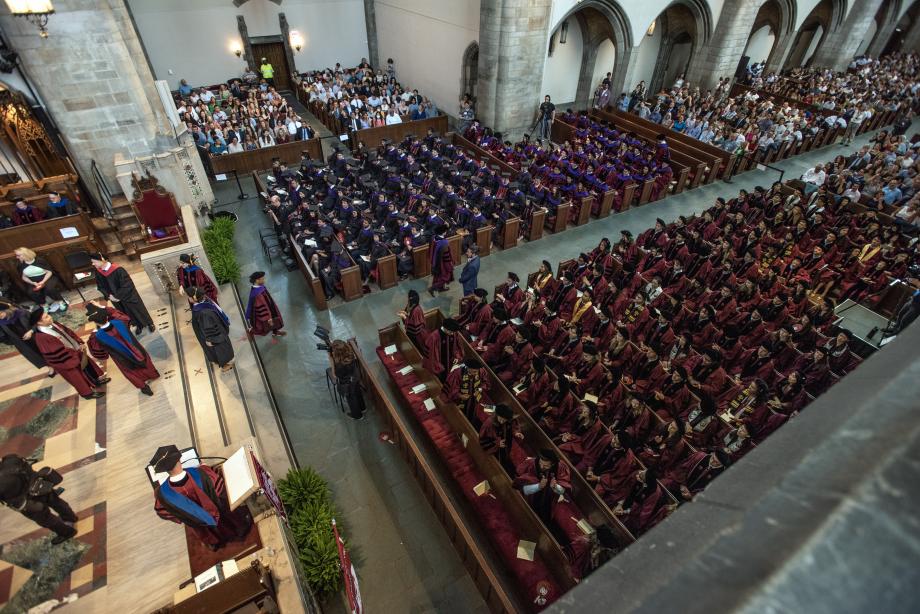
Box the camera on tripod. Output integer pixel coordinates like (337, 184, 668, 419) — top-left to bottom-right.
(314, 325, 333, 352)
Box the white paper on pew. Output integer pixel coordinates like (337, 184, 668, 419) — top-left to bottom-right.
(339, 134, 349, 141)
(469, 335, 478, 341)
(450, 363, 462, 372)
(512, 383, 526, 394)
(302, 239, 317, 247)
(214, 174, 228, 181)
(461, 433, 469, 448)
(59, 227, 79, 239)
(423, 398, 436, 411)
(276, 189, 287, 195)
(594, 306, 602, 314)
(511, 317, 524, 325)
(397, 366, 413, 375)
(483, 404, 495, 414)
(576, 290, 584, 298)
(411, 383, 427, 394)
(756, 164, 766, 171)
(384, 344, 397, 355)
(584, 393, 599, 404)
(360, 255, 371, 262)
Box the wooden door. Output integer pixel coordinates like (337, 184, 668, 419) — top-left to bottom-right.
(251, 42, 292, 91)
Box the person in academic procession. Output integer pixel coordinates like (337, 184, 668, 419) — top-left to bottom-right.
(0, 301, 49, 375)
(176, 253, 219, 305)
(246, 271, 286, 337)
(428, 226, 454, 296)
(89, 253, 155, 335)
(86, 305, 159, 396)
(190, 287, 234, 372)
(30, 307, 109, 399)
(150, 445, 252, 550)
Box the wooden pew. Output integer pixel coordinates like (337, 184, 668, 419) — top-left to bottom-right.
(349, 338, 521, 614)
(476, 225, 493, 257)
(637, 179, 655, 206)
(380, 322, 579, 597)
(449, 133, 519, 177)
(452, 330, 636, 546)
(412, 243, 431, 278)
(0, 212, 103, 292)
(350, 115, 450, 152)
(574, 195, 592, 226)
(288, 236, 328, 311)
(597, 109, 726, 183)
(210, 138, 323, 175)
(498, 217, 520, 249)
(335, 239, 364, 301)
(598, 190, 615, 218)
(448, 233, 462, 266)
(376, 249, 398, 290)
(529, 209, 546, 242)
(546, 202, 570, 234)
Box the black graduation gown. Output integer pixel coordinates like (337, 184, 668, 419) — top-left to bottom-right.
(95, 266, 153, 328)
(192, 306, 234, 367)
(0, 309, 46, 368)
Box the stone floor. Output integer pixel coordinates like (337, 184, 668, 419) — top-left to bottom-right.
(218, 128, 879, 612)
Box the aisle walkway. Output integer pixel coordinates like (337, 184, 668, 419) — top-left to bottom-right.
(222, 130, 876, 613)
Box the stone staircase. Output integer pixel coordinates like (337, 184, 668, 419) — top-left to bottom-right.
(91, 195, 145, 258)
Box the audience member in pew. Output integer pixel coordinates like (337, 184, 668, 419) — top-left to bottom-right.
(479, 403, 521, 477)
(14, 248, 68, 313)
(46, 192, 76, 217)
(176, 253, 219, 306)
(398, 289, 428, 350)
(86, 305, 159, 396)
(445, 356, 489, 426)
(246, 271, 286, 338)
(423, 317, 463, 379)
(515, 448, 571, 528)
(30, 307, 108, 399)
(90, 253, 155, 335)
(12, 199, 44, 225)
(0, 300, 50, 375)
(190, 287, 234, 372)
(611, 468, 674, 535)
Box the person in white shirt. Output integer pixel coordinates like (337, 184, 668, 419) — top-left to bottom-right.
(842, 106, 869, 145)
(199, 89, 214, 104)
(227, 137, 243, 154)
(385, 108, 403, 125)
(801, 164, 826, 194)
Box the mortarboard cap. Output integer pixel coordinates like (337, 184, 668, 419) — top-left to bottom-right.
(149, 444, 182, 473)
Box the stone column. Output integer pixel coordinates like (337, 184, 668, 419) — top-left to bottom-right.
(364, 0, 379, 69)
(279, 13, 297, 75)
(575, 39, 602, 109)
(810, 0, 884, 70)
(867, 21, 898, 57)
(686, 0, 761, 90)
(901, 18, 920, 53)
(765, 30, 797, 73)
(477, 0, 552, 135)
(0, 0, 213, 208)
(238, 15, 255, 71)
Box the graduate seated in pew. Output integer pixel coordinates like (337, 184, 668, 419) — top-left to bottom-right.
(445, 356, 490, 428)
(478, 403, 523, 477)
(610, 468, 674, 536)
(514, 449, 572, 540)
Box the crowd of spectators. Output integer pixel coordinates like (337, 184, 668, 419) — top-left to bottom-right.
(297, 60, 440, 131)
(174, 65, 316, 155)
(607, 53, 919, 158)
(444, 136, 919, 537)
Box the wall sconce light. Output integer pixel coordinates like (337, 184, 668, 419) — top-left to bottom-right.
(647, 19, 656, 37)
(5, 0, 55, 38)
(290, 30, 304, 53)
(559, 21, 568, 45)
(230, 41, 242, 57)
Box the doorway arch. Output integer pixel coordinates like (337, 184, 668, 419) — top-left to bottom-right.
(460, 42, 479, 104)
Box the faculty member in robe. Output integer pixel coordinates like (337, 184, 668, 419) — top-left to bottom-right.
(514, 448, 572, 526)
(0, 301, 49, 375)
(176, 253, 219, 305)
(31, 307, 108, 399)
(86, 305, 159, 396)
(428, 226, 454, 295)
(151, 445, 252, 551)
(479, 403, 521, 476)
(423, 317, 464, 379)
(191, 287, 234, 372)
(398, 289, 428, 350)
(246, 271, 286, 337)
(90, 253, 155, 335)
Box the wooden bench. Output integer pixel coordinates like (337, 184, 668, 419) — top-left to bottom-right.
(210, 138, 323, 175)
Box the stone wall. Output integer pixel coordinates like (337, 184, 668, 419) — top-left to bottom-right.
(0, 0, 212, 209)
(810, 0, 885, 71)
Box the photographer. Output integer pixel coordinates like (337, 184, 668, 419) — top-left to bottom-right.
(0, 454, 76, 544)
(537, 95, 555, 139)
(316, 328, 366, 419)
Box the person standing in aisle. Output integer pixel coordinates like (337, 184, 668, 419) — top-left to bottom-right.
(31, 307, 108, 399)
(191, 287, 234, 372)
(86, 305, 159, 396)
(459, 245, 480, 297)
(246, 272, 286, 337)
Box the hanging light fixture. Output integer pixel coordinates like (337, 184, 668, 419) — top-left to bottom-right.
(647, 19, 657, 37)
(5, 1, 55, 38)
(560, 20, 569, 45)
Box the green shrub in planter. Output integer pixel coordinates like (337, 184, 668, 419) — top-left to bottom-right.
(201, 217, 240, 284)
(279, 468, 346, 600)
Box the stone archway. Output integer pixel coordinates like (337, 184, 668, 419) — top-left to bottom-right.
(783, 0, 845, 69)
(460, 42, 479, 103)
(542, 0, 633, 106)
(744, 0, 796, 68)
(866, 0, 902, 57)
(645, 1, 712, 94)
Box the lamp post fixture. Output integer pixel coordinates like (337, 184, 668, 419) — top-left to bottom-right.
(5, 0, 55, 38)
